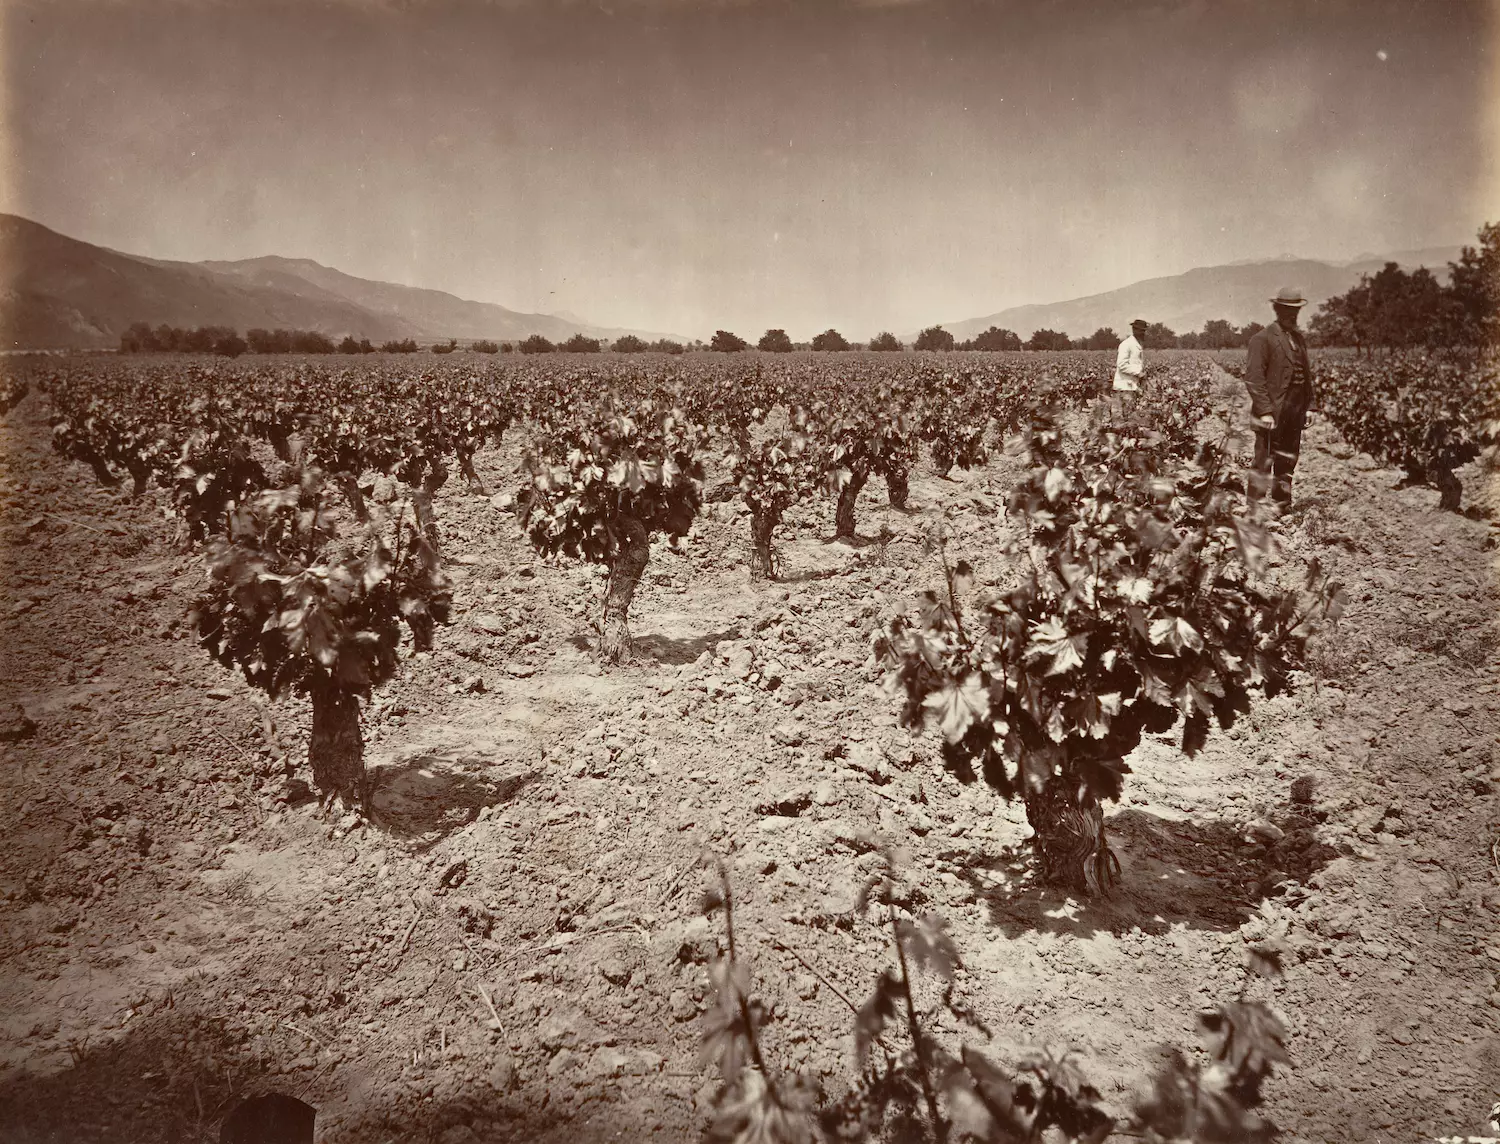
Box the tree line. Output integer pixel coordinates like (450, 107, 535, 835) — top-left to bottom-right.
(1308, 223, 1497, 352)
(117, 324, 691, 357)
(697, 320, 1264, 353)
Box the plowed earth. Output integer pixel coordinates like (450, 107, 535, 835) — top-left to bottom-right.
(1, 368, 1498, 1144)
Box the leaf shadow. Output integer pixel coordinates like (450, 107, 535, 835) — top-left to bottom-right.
(951, 806, 1342, 939)
(632, 627, 742, 666)
(364, 752, 542, 852)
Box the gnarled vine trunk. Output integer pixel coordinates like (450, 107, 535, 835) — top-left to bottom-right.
(126, 460, 152, 499)
(601, 515, 650, 663)
(884, 467, 909, 509)
(835, 468, 869, 540)
(749, 506, 780, 581)
(335, 472, 368, 522)
(78, 446, 119, 489)
(412, 465, 447, 553)
(1024, 776, 1118, 896)
(1433, 466, 1462, 512)
(456, 448, 487, 494)
(309, 680, 365, 810)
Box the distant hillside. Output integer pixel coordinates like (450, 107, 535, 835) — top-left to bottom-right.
(193, 256, 673, 345)
(0, 214, 680, 350)
(937, 248, 1464, 343)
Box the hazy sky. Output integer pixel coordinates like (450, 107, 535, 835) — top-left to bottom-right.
(4, 0, 1496, 339)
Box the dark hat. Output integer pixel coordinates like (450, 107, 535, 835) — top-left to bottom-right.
(1269, 287, 1307, 307)
(1130, 318, 1149, 329)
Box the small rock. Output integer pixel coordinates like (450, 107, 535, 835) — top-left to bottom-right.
(668, 990, 698, 1022)
(206, 688, 233, 701)
(600, 959, 631, 985)
(770, 720, 805, 747)
(537, 1010, 579, 1052)
(470, 614, 506, 636)
(487, 1055, 517, 1092)
(587, 1046, 631, 1080)
(461, 675, 485, 694)
(1246, 818, 1284, 844)
(546, 1047, 578, 1077)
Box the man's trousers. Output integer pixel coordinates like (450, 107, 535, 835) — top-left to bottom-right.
(1250, 384, 1312, 505)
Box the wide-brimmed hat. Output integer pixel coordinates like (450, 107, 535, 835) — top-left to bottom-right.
(1269, 287, 1307, 307)
(1130, 318, 1149, 329)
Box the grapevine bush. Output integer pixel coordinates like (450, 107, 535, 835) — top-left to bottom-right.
(1315, 349, 1500, 511)
(191, 469, 452, 807)
(515, 399, 703, 661)
(877, 400, 1345, 893)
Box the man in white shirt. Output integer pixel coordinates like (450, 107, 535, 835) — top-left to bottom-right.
(1113, 319, 1148, 392)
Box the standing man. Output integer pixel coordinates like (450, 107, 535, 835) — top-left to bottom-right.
(1244, 287, 1314, 507)
(1114, 318, 1149, 392)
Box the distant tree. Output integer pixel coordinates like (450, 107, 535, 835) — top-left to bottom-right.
(120, 322, 158, 353)
(213, 331, 248, 357)
(380, 338, 419, 353)
(247, 328, 283, 354)
(561, 333, 602, 353)
(1239, 321, 1265, 344)
(471, 339, 500, 354)
(1138, 322, 1178, 350)
(649, 339, 685, 355)
(338, 336, 362, 354)
(1310, 259, 1460, 352)
(1446, 222, 1499, 346)
(1025, 328, 1073, 351)
(711, 330, 748, 352)
(1198, 319, 1238, 349)
(611, 335, 647, 353)
(290, 331, 336, 354)
(810, 328, 850, 351)
(519, 334, 556, 354)
(431, 338, 458, 354)
(1078, 327, 1119, 351)
(914, 325, 956, 352)
(757, 328, 794, 353)
(868, 331, 903, 352)
(966, 326, 1023, 351)
(183, 326, 217, 353)
(500, 342, 514, 353)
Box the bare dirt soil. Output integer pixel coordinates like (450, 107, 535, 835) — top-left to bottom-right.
(1, 375, 1498, 1143)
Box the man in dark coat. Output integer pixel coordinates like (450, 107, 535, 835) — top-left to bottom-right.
(1244, 286, 1314, 506)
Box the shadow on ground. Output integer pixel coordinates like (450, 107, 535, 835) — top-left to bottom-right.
(0, 1005, 682, 1144)
(951, 805, 1342, 939)
(631, 627, 742, 666)
(366, 753, 542, 850)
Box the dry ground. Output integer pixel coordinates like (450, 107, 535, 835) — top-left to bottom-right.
(1, 371, 1498, 1143)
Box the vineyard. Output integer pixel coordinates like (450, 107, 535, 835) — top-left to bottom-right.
(0, 347, 1498, 1143)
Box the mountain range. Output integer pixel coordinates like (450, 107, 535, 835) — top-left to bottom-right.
(934, 247, 1463, 343)
(0, 214, 680, 350)
(0, 211, 1467, 351)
